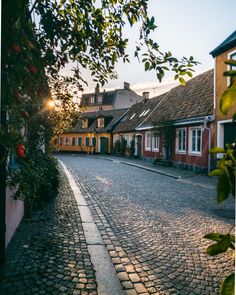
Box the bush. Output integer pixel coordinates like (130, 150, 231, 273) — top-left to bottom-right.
(112, 139, 121, 155)
(9, 152, 59, 216)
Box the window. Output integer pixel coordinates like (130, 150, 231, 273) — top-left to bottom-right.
(82, 119, 88, 128)
(78, 137, 82, 146)
(71, 137, 76, 146)
(85, 137, 90, 146)
(139, 110, 146, 117)
(230, 52, 236, 70)
(65, 137, 69, 145)
(59, 137, 63, 145)
(227, 50, 236, 85)
(130, 113, 136, 120)
(124, 134, 129, 147)
(190, 128, 201, 154)
(97, 95, 103, 103)
(176, 129, 186, 153)
(97, 117, 105, 128)
(90, 96, 95, 104)
(152, 132, 159, 151)
(143, 109, 150, 116)
(145, 132, 151, 150)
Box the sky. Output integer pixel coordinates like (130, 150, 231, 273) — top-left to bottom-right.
(76, 0, 236, 98)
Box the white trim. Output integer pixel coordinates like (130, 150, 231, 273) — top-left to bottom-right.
(175, 128, 187, 154)
(145, 131, 151, 151)
(214, 58, 216, 110)
(152, 131, 159, 151)
(227, 49, 236, 86)
(188, 126, 202, 156)
(217, 119, 233, 158)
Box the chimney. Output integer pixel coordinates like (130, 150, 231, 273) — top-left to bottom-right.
(95, 83, 100, 94)
(124, 82, 130, 90)
(142, 92, 149, 99)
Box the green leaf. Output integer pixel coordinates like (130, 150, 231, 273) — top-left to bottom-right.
(225, 59, 236, 67)
(209, 147, 225, 154)
(217, 172, 230, 203)
(210, 169, 223, 176)
(204, 232, 222, 242)
(220, 84, 236, 115)
(145, 61, 150, 71)
(179, 77, 186, 85)
(206, 234, 231, 256)
(187, 71, 193, 77)
(220, 273, 235, 295)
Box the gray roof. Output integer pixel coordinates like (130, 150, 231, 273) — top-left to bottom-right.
(80, 90, 117, 107)
(137, 69, 214, 129)
(113, 94, 166, 133)
(210, 31, 236, 57)
(67, 109, 128, 133)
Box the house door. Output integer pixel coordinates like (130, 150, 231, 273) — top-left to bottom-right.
(224, 122, 236, 147)
(137, 136, 142, 159)
(100, 137, 108, 154)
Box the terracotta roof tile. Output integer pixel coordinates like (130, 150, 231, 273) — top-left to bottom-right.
(138, 69, 214, 129)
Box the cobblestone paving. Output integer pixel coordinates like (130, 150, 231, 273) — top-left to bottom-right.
(0, 169, 97, 295)
(59, 155, 235, 295)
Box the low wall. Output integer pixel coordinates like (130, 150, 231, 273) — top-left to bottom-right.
(5, 187, 24, 248)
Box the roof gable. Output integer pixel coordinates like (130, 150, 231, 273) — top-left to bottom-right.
(210, 31, 236, 57)
(113, 94, 166, 132)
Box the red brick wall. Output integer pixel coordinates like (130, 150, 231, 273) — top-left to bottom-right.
(141, 125, 213, 169)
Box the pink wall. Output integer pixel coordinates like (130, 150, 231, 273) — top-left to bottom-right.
(5, 187, 24, 248)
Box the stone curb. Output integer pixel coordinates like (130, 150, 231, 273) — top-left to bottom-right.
(59, 160, 124, 295)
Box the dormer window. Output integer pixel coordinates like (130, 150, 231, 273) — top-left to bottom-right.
(97, 117, 105, 128)
(90, 96, 95, 104)
(97, 95, 103, 103)
(82, 118, 88, 128)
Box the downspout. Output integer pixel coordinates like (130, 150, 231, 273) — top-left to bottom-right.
(203, 114, 215, 175)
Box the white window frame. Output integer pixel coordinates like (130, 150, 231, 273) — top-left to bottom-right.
(90, 96, 95, 104)
(124, 134, 130, 147)
(97, 117, 105, 128)
(227, 49, 236, 86)
(145, 131, 151, 151)
(97, 95, 103, 103)
(65, 137, 69, 145)
(71, 137, 76, 146)
(130, 113, 136, 120)
(176, 128, 186, 154)
(189, 127, 202, 156)
(82, 118, 88, 128)
(152, 131, 159, 151)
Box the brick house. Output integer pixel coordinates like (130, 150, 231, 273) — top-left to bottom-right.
(112, 93, 166, 158)
(210, 30, 236, 153)
(135, 70, 214, 172)
(58, 109, 128, 154)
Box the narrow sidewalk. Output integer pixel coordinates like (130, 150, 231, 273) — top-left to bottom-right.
(0, 168, 98, 295)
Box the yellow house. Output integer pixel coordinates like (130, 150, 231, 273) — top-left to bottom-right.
(58, 109, 128, 154)
(210, 30, 236, 150)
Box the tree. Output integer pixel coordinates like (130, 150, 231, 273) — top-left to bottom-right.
(0, 0, 198, 265)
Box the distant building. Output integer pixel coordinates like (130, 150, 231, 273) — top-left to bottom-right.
(58, 109, 128, 154)
(210, 30, 236, 153)
(80, 82, 143, 112)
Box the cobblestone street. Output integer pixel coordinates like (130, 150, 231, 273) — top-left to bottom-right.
(1, 171, 97, 295)
(59, 154, 234, 295)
